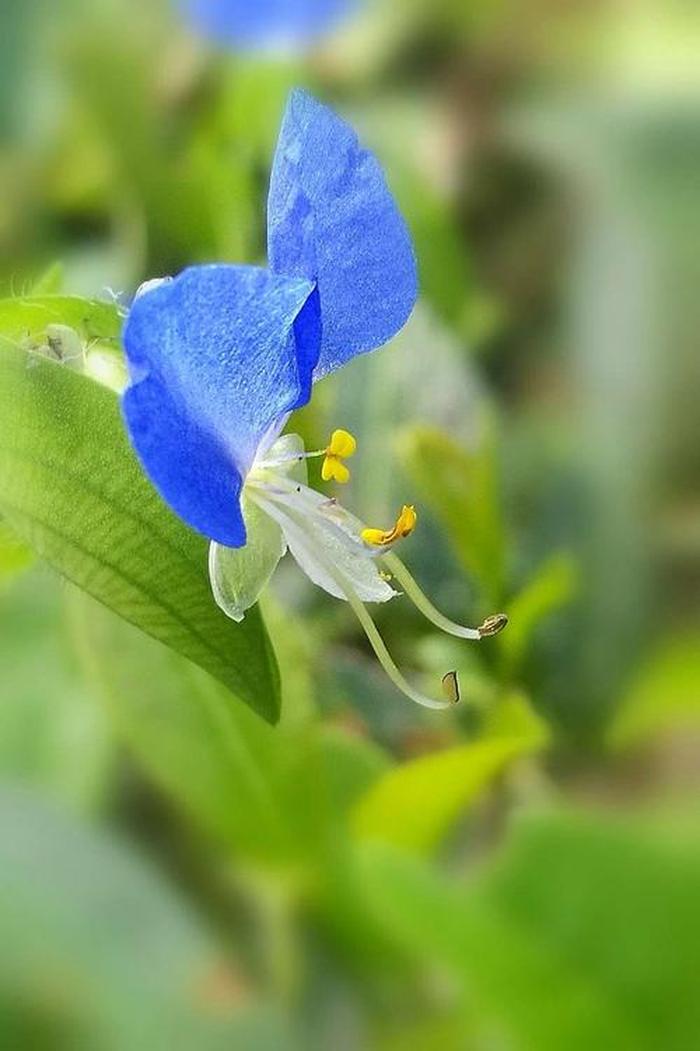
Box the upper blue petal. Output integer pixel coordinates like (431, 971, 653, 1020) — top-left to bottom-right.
(122, 264, 320, 547)
(267, 89, 418, 380)
(181, 0, 351, 50)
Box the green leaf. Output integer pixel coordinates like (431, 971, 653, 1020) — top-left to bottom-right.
(0, 294, 122, 345)
(68, 589, 301, 861)
(399, 423, 506, 603)
(259, 593, 316, 726)
(606, 634, 700, 749)
(351, 694, 548, 853)
(317, 726, 390, 819)
(481, 689, 552, 743)
(0, 0, 34, 140)
(358, 809, 700, 1049)
(0, 340, 280, 722)
(482, 810, 700, 1050)
(357, 842, 643, 1050)
(68, 589, 360, 863)
(0, 519, 34, 583)
(0, 568, 110, 810)
(29, 261, 64, 295)
(0, 787, 292, 1049)
(500, 552, 578, 674)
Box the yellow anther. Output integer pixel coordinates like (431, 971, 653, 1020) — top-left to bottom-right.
(395, 504, 417, 537)
(361, 504, 417, 547)
(328, 429, 357, 458)
(321, 457, 351, 484)
(322, 428, 356, 484)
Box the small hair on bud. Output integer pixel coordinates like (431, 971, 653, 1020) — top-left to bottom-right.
(477, 614, 509, 639)
(441, 670, 460, 704)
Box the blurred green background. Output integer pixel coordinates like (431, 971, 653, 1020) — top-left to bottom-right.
(0, 0, 699, 1047)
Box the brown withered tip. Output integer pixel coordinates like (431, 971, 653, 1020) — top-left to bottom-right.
(441, 670, 460, 704)
(477, 613, 509, 639)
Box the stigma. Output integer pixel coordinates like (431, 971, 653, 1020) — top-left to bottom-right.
(322, 428, 356, 484)
(361, 505, 417, 547)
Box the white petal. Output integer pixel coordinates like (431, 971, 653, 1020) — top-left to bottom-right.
(209, 495, 286, 622)
(254, 489, 395, 604)
(251, 431, 309, 486)
(265, 432, 305, 463)
(266, 433, 309, 485)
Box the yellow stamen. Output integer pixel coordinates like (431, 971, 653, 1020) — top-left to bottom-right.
(328, 429, 357, 459)
(361, 504, 417, 547)
(321, 428, 356, 484)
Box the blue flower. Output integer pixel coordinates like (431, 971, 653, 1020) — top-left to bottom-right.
(123, 90, 506, 709)
(182, 0, 353, 51)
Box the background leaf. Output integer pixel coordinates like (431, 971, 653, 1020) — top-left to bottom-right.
(68, 588, 311, 863)
(0, 568, 111, 811)
(606, 634, 700, 749)
(499, 552, 578, 675)
(29, 262, 64, 295)
(400, 423, 506, 604)
(358, 809, 700, 1050)
(351, 693, 549, 853)
(0, 787, 292, 1050)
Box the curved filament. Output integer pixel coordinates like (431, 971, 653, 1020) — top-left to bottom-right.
(382, 552, 508, 641)
(258, 490, 455, 710)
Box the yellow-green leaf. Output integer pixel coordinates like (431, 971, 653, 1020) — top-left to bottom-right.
(500, 552, 578, 674)
(607, 634, 700, 749)
(0, 519, 35, 582)
(351, 693, 549, 853)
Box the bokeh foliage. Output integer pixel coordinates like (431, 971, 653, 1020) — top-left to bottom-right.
(0, 0, 698, 1047)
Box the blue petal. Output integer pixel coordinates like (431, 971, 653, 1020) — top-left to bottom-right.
(267, 89, 418, 379)
(122, 264, 320, 547)
(181, 0, 351, 50)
